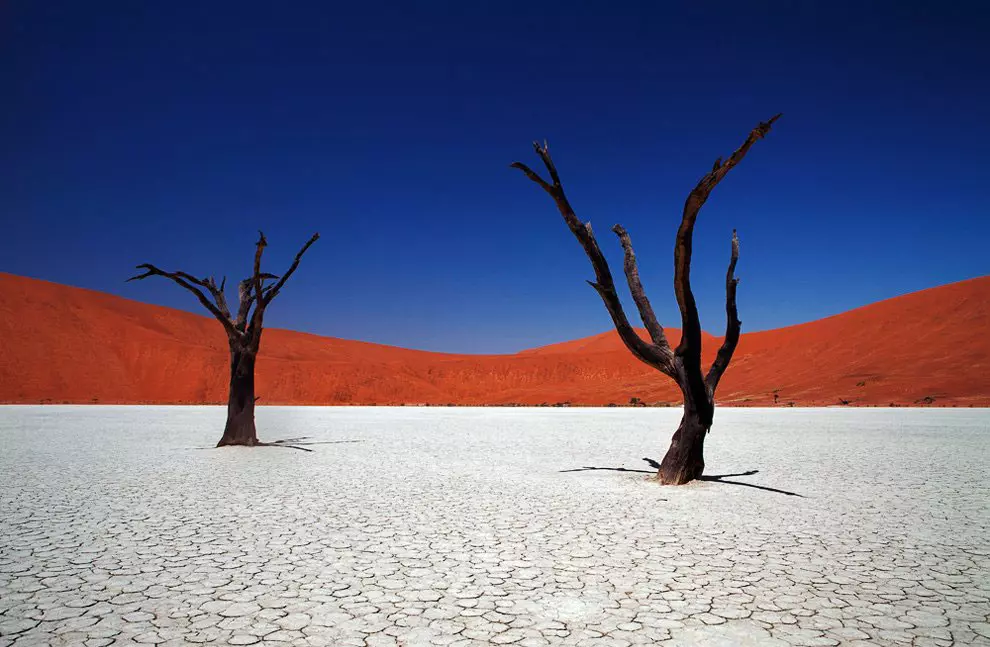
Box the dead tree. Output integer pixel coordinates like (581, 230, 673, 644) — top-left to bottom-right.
(128, 232, 319, 447)
(513, 116, 780, 484)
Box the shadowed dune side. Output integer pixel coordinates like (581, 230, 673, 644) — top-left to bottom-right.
(1, 272, 987, 406)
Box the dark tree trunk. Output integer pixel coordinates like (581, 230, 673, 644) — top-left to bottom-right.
(216, 347, 258, 447)
(658, 398, 713, 485)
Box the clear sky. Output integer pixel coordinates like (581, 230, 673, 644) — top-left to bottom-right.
(2, 1, 988, 353)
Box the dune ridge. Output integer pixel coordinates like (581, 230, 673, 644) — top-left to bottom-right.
(1, 272, 987, 406)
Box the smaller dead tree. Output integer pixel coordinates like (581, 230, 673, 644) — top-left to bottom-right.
(128, 232, 318, 447)
(513, 116, 780, 485)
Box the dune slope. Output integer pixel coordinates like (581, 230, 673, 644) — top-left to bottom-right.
(1, 272, 987, 406)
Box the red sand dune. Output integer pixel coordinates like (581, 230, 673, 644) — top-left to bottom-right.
(1, 272, 988, 406)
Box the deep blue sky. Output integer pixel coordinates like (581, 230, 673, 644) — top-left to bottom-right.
(2, 2, 988, 353)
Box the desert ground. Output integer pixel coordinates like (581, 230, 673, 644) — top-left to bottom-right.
(1, 406, 988, 646)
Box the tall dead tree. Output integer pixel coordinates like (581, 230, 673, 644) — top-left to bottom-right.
(513, 115, 780, 485)
(128, 232, 319, 447)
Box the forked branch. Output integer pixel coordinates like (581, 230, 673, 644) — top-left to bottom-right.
(130, 232, 319, 345)
(246, 231, 319, 343)
(209, 277, 230, 318)
(512, 143, 675, 376)
(234, 273, 277, 331)
(514, 115, 779, 404)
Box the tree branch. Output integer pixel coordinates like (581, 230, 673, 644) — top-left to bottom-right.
(509, 162, 553, 195)
(248, 232, 268, 343)
(513, 142, 674, 375)
(706, 229, 741, 393)
(235, 279, 253, 331)
(673, 114, 780, 404)
(199, 276, 229, 318)
(261, 233, 320, 307)
(127, 264, 238, 338)
(235, 273, 277, 331)
(611, 224, 675, 376)
(211, 277, 230, 318)
(158, 271, 232, 318)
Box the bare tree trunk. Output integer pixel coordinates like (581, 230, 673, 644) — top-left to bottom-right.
(217, 347, 258, 447)
(658, 395, 713, 485)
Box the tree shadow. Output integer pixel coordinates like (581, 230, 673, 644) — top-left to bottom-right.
(562, 462, 804, 497)
(191, 438, 364, 452)
(258, 440, 314, 452)
(560, 466, 653, 474)
(698, 473, 804, 497)
(701, 469, 759, 479)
